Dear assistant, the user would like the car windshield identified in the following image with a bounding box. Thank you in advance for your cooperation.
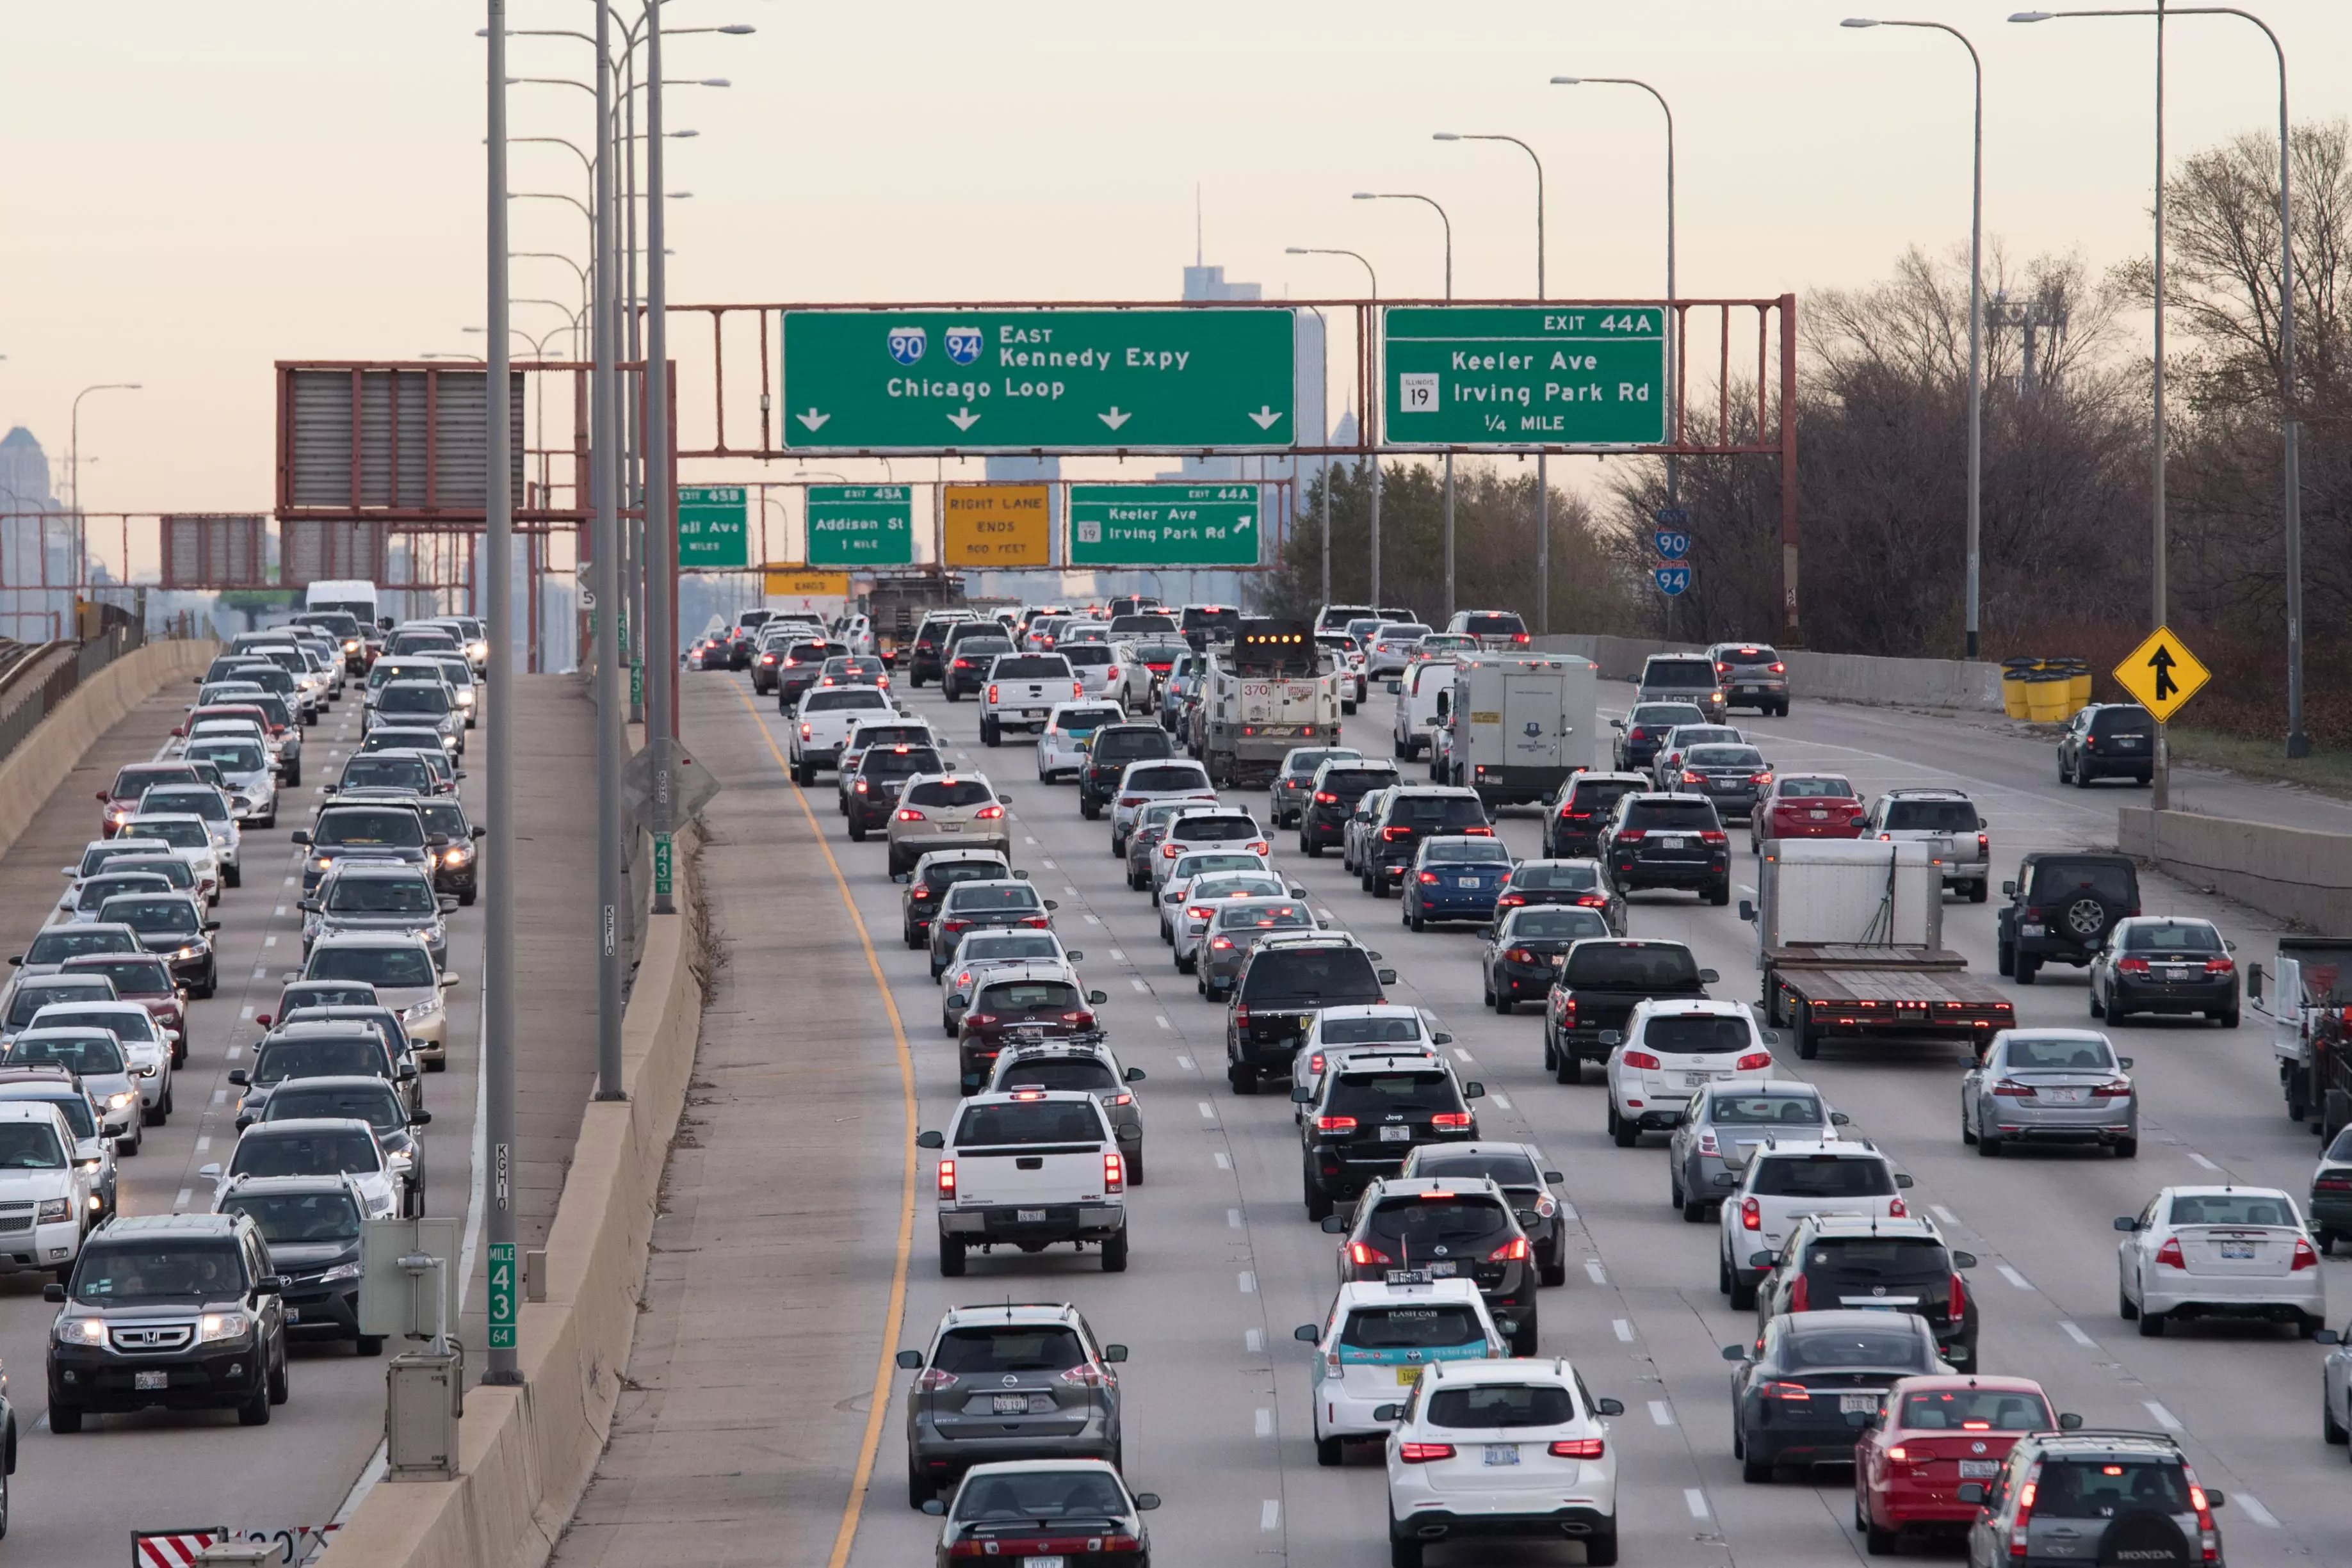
[378,685,450,716]
[992,656,1071,679]
[1127,766,1209,793]
[1322,768,1399,795]
[1172,815,1257,841]
[2034,1460,2189,1519]
[1243,948,1381,1003]
[1425,1384,1577,1428]
[2004,1036,2115,1071]
[326,878,437,915]
[1213,903,1311,930]
[1807,1238,1948,1278]
[1899,1387,2052,1430]
[952,1469,1129,1524]
[110,766,199,797]
[279,985,377,1011]
[999,1058,1119,1092]
[1710,1094,1825,1127]
[2168,1193,2297,1227]
[861,747,942,780]
[269,1087,401,1130]
[920,862,1007,893]
[1883,800,1977,832]
[1620,800,1720,832]
[1640,1014,1754,1053]
[803,690,888,713]
[1504,909,1608,940]
[934,1325,1085,1374]
[1779,777,1855,800]
[184,741,266,773]
[223,1191,364,1245]
[7,986,102,1029]
[5,1033,124,1074]
[904,779,996,809]
[1423,839,1509,865]
[1319,1015,1423,1046]
[1750,1155,1895,1198]
[2088,706,2154,736]
[1644,660,1717,689]
[129,820,209,850]
[1783,1324,1932,1370]
[1719,645,1781,665]
[1329,1072,1456,1117]
[7,1093,94,1138]
[1054,707,1123,731]
[1411,1152,1541,1188]
[975,980,1080,1014]
[255,1039,385,1083]
[1562,942,1699,988]
[2121,923,2221,954]
[231,1129,380,1178]
[955,1100,1105,1146]
[309,947,436,989]
[76,1243,245,1303]
[106,899,200,937]
[1393,796,1489,830]
[34,1008,152,1043]
[340,758,434,791]
[961,935,1060,964]
[1062,647,1114,668]
[108,859,192,891]
[944,886,1041,913]
[317,809,424,848]
[1176,854,1264,880]
[1511,863,1600,891]
[26,929,136,964]
[1686,747,1764,770]
[1628,704,1707,729]
[1464,613,1525,636]
[76,877,167,912]
[1340,1304,1486,1350]
[1091,729,1171,761]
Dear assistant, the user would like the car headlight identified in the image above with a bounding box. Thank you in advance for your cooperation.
[37,1198,69,1223]
[402,997,444,1024]
[321,1260,362,1284]
[172,944,202,960]
[197,1311,250,1344]
[61,1316,104,1344]
[455,691,476,707]
[385,1149,414,1173]
[442,846,470,866]
[441,734,458,749]
[106,1092,133,1110]
[131,1063,157,1078]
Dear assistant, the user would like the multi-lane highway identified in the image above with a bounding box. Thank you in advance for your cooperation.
[704,660,2339,1568]
[0,684,483,1567]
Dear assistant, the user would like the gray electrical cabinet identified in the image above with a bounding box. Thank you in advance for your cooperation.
[360,1216,460,1342]
[385,1348,463,1481]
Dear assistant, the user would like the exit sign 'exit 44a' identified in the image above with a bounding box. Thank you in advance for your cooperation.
[1383,307,1666,449]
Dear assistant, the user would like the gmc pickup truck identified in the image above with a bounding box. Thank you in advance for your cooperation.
[917,1090,1129,1275]
[787,686,896,784]
[1541,938,1717,1084]
[979,654,1083,748]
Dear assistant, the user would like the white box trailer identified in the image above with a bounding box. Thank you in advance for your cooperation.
[1752,839,1945,951]
[1440,654,1599,807]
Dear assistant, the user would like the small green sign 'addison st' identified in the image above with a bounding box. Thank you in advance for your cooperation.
[1066,483,1260,568]
[806,485,914,567]
[1381,305,1667,449]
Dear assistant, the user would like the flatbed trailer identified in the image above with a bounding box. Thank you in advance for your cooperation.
[1762,944,2015,1062]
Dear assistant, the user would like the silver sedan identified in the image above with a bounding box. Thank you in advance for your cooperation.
[1666,1080,1848,1222]
[1961,1028,2138,1158]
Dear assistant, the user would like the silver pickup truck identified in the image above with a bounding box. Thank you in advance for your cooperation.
[918,1089,1128,1275]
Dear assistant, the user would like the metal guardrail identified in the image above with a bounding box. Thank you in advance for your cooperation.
[0,618,153,773]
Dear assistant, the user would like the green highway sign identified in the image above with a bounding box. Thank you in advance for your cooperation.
[1381,306,1667,448]
[677,485,749,569]
[1066,483,1260,568]
[807,484,914,567]
[781,309,1296,451]
[487,1241,516,1351]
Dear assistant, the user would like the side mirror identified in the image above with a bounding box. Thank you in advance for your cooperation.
[298,900,319,912]
[199,1163,221,1179]
[410,1110,432,1126]
[1952,1251,1978,1270]
[1749,1250,1776,1269]
[1133,1493,1161,1511]
[1955,1483,1986,1506]
[2317,1330,2342,1346]
[1044,900,1060,912]
[892,872,912,885]
[1713,1173,1739,1188]
[291,831,312,846]
[1738,900,1756,923]
[473,826,487,839]
[42,1282,65,1303]
[204,921,222,934]
[1829,1111,1851,1126]
[895,1350,923,1370]
[1894,1174,1914,1189]
[1372,1403,1404,1422]
[439,897,460,914]
[255,1014,272,1028]
[997,793,1013,805]
[1720,1345,1751,1362]
[2205,1490,2226,1509]
[1066,951,1083,962]
[1164,891,1181,903]
[2118,1056,2134,1069]
[920,1499,945,1517]
[1594,1398,1625,1418]
[1086,990,1107,1006]
[1598,1030,1622,1048]
[1463,1081,1485,1099]
[2247,963,2264,1001]
[1544,1170,1564,1183]
[1102,1344,1128,1363]
[2058,1412,2084,1430]
[1319,1215,1348,1234]
[1385,681,1402,695]
[227,1069,248,1087]
[2113,1215,2139,1232]
[1291,1085,1315,1103]
[1609,717,1626,730]
[1431,1031,1453,1046]
[440,974,460,989]
[1013,869,1030,880]
[914,1130,945,1149]
[1293,1323,1320,1343]
[1760,1030,1781,1047]
[2001,880,2017,897]
[1124,1066,1146,1083]
[253,1275,286,1297]
[1699,968,1720,985]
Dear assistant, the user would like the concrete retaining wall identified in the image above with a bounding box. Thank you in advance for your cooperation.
[1529,634,2004,712]
[317,830,706,1568]
[2118,807,2352,934]
[0,638,218,861]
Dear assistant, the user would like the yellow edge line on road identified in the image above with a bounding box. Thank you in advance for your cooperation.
[732,682,914,1568]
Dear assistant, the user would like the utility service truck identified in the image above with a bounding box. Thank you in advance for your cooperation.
[1194,618,1342,789]
[1436,652,1599,807]
[2249,939,2352,1138]
[1740,839,2013,1061]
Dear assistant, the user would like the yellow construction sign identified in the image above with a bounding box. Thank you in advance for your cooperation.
[943,484,1051,567]
[763,567,849,599]
[2112,626,2210,724]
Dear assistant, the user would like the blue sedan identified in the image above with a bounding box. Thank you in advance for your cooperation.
[1401,834,1515,931]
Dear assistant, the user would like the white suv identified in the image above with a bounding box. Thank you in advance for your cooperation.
[1380,1357,1623,1567]
[1602,999,1777,1148]
[1717,1137,1914,1309]
[1297,1277,1505,1465]
[1036,701,1126,784]
[0,1101,96,1279]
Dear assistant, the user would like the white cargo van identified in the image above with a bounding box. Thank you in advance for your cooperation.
[305,579,382,631]
[1438,654,1598,805]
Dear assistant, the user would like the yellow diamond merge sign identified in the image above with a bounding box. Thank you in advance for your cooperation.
[2112,626,2210,724]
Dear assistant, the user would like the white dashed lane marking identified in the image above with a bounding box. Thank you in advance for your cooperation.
[2144,1401,2183,1431]
[1260,1501,1280,1531]
[1238,1271,1255,1294]
[1997,1265,2033,1290]
[1612,1320,1635,1343]
[1684,1489,1708,1519]
[2059,1320,2097,1348]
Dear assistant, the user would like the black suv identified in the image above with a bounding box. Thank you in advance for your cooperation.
[46,1211,288,1430]
[1751,1214,1980,1371]
[847,743,946,839]
[1600,792,1730,903]
[941,633,1014,701]
[1076,724,1176,819]
[1541,771,1646,859]
[215,1174,381,1354]
[897,851,1015,950]
[2057,702,2155,787]
[1361,787,1492,896]
[1298,1060,1484,1217]
[1997,853,2140,984]
[903,614,969,688]
[1609,702,1707,773]
[1298,760,1399,857]
[1324,1176,1532,1354]
[1226,935,1395,1092]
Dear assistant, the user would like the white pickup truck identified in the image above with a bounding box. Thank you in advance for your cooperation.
[917,1089,1128,1275]
[979,653,1083,748]
[787,685,896,784]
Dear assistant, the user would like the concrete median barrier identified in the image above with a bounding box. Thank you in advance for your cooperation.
[1530,633,2003,711]
[2118,806,2352,934]
[318,828,706,1568]
[0,637,218,861]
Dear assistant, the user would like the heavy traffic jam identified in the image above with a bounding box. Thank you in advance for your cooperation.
[0,592,480,1522]
[702,597,2346,1568]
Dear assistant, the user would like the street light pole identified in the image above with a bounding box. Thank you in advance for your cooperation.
[1437,133,1548,631]
[590,0,626,1100]
[1843,19,1984,660]
[1286,247,1381,605]
[645,0,679,916]
[1357,191,1454,622]
[70,383,139,632]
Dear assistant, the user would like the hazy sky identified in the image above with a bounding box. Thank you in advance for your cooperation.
[3,0,2345,519]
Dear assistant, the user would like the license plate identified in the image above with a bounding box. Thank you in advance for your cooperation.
[1810,809,1828,820]
[134,1370,169,1391]
[1840,1394,1878,1414]
[1959,1460,2000,1478]
[2041,1087,2083,1104]
[1458,877,1481,887]
[1483,1444,1521,1466]
[1021,709,1046,718]
[1396,1366,1425,1385]
[1023,1558,1066,1568]
[1016,1209,1046,1223]
[2221,1240,2256,1260]
[1550,953,1566,966]
[1379,1125,1413,1142]
[2116,737,2143,748]
[1427,1262,1457,1277]
[1683,1072,1715,1087]
[1657,835,1688,848]
[284,1308,302,1323]
[993,1393,1030,1414]
[1385,1268,1432,1285]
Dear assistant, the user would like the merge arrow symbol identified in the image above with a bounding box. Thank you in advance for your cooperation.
[1098,407,1132,432]
[1245,405,1285,431]
[795,407,830,432]
[945,407,982,433]
[2148,643,2179,702]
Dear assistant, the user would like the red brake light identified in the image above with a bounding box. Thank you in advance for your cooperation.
[1382,826,1411,841]
[915,1365,959,1390]
[1103,1151,1124,1192]
[1764,1380,1812,1402]
[1623,1050,1661,1070]
[1740,1197,1761,1231]
[896,808,927,821]
[1399,1441,1456,1464]
[1463,826,1494,837]
[2116,956,2150,974]
[1888,1197,1908,1218]
[1548,1437,1603,1459]
[1487,1236,1530,1261]
[987,684,999,703]
[936,1159,955,1196]
[1418,871,1441,884]
[1949,1272,1968,1322]
[1431,1111,1473,1129]
[1788,1275,1810,1312]
[799,722,813,739]
[2205,956,2235,974]
[1505,947,1537,964]
[974,805,1005,820]
[1313,791,1338,804]
[1345,1240,1390,1266]
[1316,1115,1358,1133]
[1991,1078,2032,1097]
[1682,770,1705,784]
[1735,1051,1773,1071]
[2293,1237,2319,1271]
[1699,830,1728,844]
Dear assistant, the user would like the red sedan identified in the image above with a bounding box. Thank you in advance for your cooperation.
[1853,1375,2078,1553]
[1751,772,1865,850]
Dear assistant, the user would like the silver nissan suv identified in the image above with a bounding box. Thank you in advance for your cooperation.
[895,1302,1128,1508]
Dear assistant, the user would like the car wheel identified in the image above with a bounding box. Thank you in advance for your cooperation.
[1742,1451,1772,1483]
[980,718,1000,747]
[1730,1267,1759,1311]
[2119,1281,2139,1320]
[47,1403,81,1435]
[1997,938,2015,977]
[2089,984,2106,1019]
[2138,1307,2166,1338]
[1407,904,1424,932]
[938,1236,967,1278]
[268,1348,289,1405]
[2015,953,2039,985]
[459,887,476,907]
[2218,1007,2241,1029]
[1977,1131,2001,1158]
[907,1464,936,1508]
[1553,1046,1577,1086]
[1864,1510,1898,1556]
[1509,1317,1538,1356]
[847,820,865,842]
[1305,1167,1333,1222]
[1389,1535,1424,1568]
[1101,1229,1129,1272]
[1176,951,1195,975]
[1584,1525,1618,1567]
[1228,1063,1256,1095]
[1315,1434,1344,1467]
[238,1375,272,1426]
[1608,1101,1637,1149]
[1968,877,1988,904]
[1708,879,1731,907]
[2327,1393,2349,1444]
